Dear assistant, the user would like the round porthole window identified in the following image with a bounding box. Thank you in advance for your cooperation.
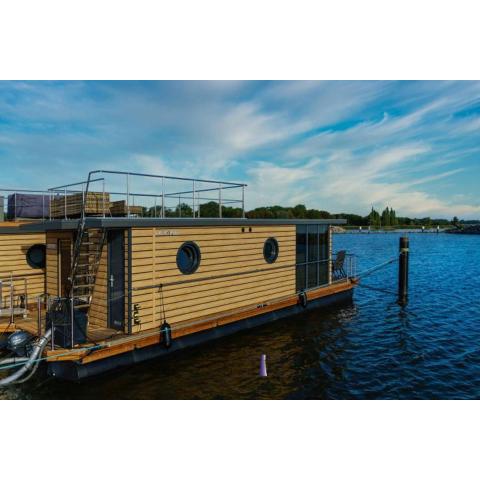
[26,244,46,269]
[176,241,201,274]
[263,237,279,263]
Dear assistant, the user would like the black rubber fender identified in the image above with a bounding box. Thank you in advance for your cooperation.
[160,321,172,348]
[299,291,308,308]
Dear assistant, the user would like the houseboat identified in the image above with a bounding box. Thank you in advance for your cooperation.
[0,170,356,383]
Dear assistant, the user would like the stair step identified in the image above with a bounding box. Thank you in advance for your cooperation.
[64,227,106,313]
[74,304,90,310]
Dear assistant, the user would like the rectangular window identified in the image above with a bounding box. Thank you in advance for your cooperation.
[296,224,330,292]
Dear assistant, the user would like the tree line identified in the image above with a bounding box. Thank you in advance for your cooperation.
[141,202,471,226]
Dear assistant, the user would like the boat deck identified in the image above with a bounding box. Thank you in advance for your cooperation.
[0,311,122,344]
[1,279,356,366]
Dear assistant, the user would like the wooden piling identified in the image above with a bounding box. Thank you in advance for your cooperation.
[398,236,409,305]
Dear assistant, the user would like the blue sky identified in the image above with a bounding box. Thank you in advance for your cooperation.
[0,80,479,218]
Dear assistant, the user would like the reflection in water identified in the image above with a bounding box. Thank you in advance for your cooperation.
[1,233,480,399]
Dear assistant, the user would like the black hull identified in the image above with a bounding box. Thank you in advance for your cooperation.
[48,288,353,381]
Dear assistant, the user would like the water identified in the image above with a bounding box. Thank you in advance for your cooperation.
[2,233,480,399]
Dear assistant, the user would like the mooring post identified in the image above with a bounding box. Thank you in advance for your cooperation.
[398,236,409,305]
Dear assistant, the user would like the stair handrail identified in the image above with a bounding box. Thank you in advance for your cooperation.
[84,227,108,303]
[68,171,95,295]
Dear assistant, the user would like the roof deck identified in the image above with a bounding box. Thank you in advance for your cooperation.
[2,170,247,221]
[1,169,345,231]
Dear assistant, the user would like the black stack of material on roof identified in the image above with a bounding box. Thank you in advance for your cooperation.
[7,193,50,219]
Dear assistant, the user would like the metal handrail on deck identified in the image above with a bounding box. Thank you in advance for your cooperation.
[0,275,30,321]
[2,170,248,221]
[331,252,356,284]
[48,170,247,220]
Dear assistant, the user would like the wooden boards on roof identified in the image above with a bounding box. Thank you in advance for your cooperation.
[50,192,110,218]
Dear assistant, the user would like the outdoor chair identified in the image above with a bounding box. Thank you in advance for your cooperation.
[332,250,347,280]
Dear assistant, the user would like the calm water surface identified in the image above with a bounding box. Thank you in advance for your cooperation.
[2,233,480,399]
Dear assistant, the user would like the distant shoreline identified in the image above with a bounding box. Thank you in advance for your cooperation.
[332,224,480,234]
[333,226,448,234]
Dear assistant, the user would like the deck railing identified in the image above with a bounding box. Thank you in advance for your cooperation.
[48,170,247,220]
[0,275,30,321]
[1,171,247,221]
[331,252,357,283]
[345,253,357,280]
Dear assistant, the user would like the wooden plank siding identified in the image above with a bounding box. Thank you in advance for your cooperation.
[40,224,331,336]
[0,232,46,304]
[128,225,297,332]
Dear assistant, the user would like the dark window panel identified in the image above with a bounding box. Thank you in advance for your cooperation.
[296,265,306,292]
[296,225,307,264]
[307,262,318,289]
[319,229,329,260]
[307,224,318,262]
[319,261,329,286]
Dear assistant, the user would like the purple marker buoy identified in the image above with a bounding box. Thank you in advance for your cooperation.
[259,354,267,377]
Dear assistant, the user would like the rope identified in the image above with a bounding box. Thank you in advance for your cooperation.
[159,284,167,324]
[355,252,409,295]
[356,256,398,279]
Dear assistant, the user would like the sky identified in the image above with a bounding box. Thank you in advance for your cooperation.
[0,80,479,219]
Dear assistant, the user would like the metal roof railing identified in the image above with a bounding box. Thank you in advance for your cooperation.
[47,169,247,220]
[0,170,248,221]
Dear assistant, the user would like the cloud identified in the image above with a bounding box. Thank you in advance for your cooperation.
[0,80,479,218]
[219,102,308,152]
[246,144,480,218]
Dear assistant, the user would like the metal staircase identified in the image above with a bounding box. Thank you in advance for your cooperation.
[70,228,107,309]
[67,173,107,312]
[45,174,107,348]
